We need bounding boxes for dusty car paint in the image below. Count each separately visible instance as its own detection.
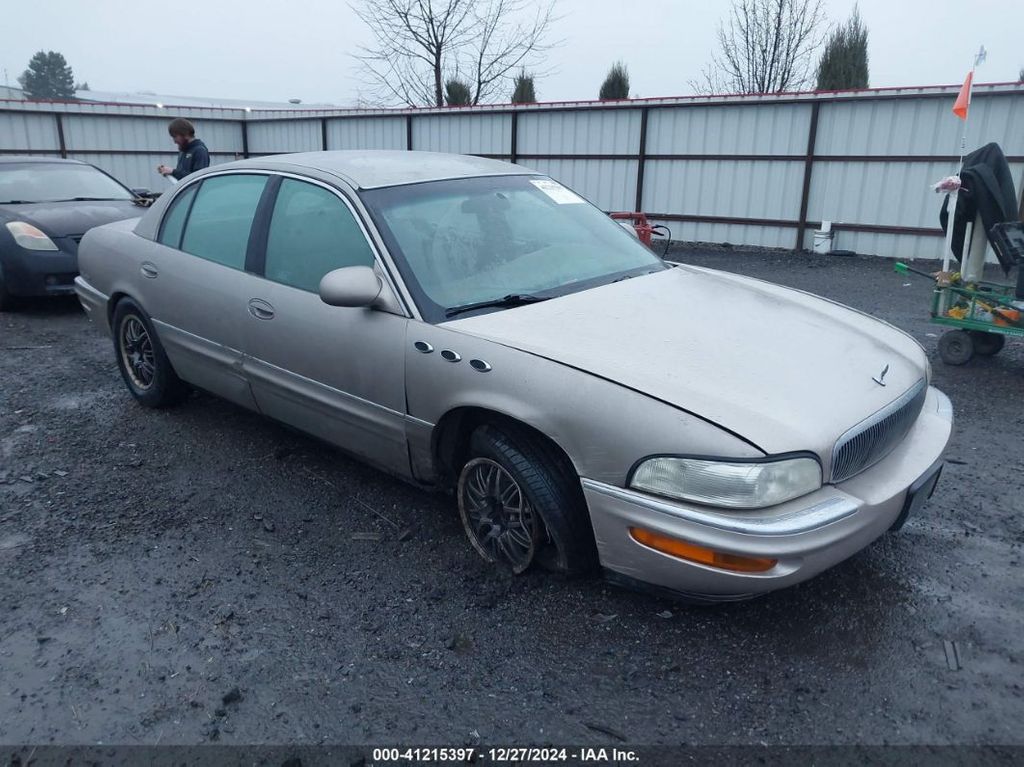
[75,150,953,600]
[447,265,930,469]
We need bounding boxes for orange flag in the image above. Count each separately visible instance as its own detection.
[953,71,973,120]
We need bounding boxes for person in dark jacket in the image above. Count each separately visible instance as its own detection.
[157,118,210,180]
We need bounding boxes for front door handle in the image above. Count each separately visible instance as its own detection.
[140,262,158,279]
[247,298,275,320]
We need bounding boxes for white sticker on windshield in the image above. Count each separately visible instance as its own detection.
[530,178,584,204]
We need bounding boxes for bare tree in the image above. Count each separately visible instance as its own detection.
[352,0,557,107]
[692,0,827,94]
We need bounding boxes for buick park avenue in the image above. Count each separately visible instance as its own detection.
[74,151,952,601]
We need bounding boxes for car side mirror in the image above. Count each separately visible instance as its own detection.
[131,188,157,207]
[319,265,383,308]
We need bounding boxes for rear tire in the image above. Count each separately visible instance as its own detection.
[112,298,189,408]
[938,330,974,366]
[969,330,1005,357]
[457,423,596,576]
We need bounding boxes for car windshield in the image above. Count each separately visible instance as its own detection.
[0,162,134,204]
[361,175,666,322]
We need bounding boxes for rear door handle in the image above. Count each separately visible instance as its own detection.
[140,262,158,279]
[247,298,275,320]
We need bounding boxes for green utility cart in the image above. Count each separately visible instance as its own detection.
[895,262,1023,365]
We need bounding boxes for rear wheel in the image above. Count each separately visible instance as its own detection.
[112,298,189,408]
[938,330,974,366]
[969,330,1005,357]
[457,424,596,576]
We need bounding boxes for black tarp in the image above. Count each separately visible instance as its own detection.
[939,142,1020,273]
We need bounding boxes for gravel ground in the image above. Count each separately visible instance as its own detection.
[1,247,1022,749]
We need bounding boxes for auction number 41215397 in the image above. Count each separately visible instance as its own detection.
[371,747,640,763]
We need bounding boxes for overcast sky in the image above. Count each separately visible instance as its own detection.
[3,0,1021,105]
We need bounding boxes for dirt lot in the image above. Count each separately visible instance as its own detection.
[1,248,1022,749]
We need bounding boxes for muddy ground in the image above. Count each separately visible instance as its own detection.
[1,248,1022,749]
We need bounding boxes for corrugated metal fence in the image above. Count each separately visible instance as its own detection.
[2,84,1023,260]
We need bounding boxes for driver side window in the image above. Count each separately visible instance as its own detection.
[264,179,375,292]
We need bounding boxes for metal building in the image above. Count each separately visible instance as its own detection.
[2,82,1022,260]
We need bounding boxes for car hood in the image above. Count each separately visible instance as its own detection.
[0,200,143,237]
[447,265,928,458]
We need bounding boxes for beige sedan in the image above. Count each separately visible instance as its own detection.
[74,151,953,601]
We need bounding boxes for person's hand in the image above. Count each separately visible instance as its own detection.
[157,164,173,176]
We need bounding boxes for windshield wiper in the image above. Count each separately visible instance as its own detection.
[445,293,550,318]
[612,268,662,284]
[45,197,130,202]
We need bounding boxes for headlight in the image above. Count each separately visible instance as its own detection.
[5,221,59,251]
[629,455,822,509]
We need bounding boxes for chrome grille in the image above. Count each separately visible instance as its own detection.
[831,379,927,483]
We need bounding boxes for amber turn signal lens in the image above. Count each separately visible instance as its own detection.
[629,527,777,573]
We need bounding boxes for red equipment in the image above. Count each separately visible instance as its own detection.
[609,212,657,246]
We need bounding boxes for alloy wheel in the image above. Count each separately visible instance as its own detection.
[458,457,538,573]
[119,316,156,390]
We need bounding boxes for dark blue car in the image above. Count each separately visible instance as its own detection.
[0,156,146,310]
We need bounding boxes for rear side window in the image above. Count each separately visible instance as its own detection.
[157,183,198,248]
[263,179,375,292]
[180,174,267,269]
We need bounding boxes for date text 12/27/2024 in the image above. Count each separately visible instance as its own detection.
[372,747,640,763]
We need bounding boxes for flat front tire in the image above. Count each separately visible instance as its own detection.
[457,424,596,576]
[112,298,188,408]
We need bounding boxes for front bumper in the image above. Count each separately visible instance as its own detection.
[1,240,79,297]
[583,386,953,601]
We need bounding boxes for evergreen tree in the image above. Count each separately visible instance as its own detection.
[511,71,536,103]
[18,51,75,99]
[816,7,869,90]
[445,79,472,106]
[599,62,629,100]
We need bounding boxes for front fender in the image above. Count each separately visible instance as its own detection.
[405,322,763,486]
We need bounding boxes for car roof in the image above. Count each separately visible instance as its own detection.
[0,155,87,165]
[224,150,531,190]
